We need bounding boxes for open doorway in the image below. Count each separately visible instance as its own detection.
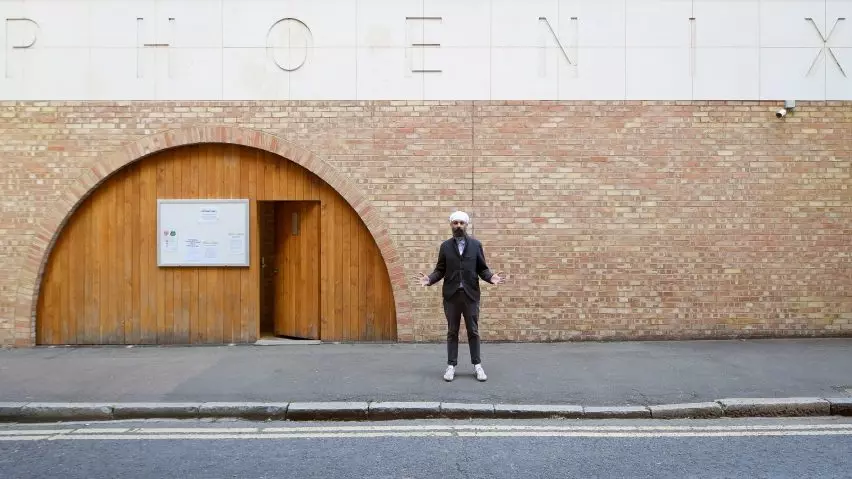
[258,201,321,340]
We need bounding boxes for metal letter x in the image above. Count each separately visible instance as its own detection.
[805,17,847,78]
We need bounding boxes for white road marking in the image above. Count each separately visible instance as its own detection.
[263,425,456,433]
[47,432,456,440]
[458,430,852,438]
[1,423,852,441]
[262,423,852,433]
[69,428,131,434]
[131,428,259,434]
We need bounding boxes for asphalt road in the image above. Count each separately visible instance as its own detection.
[2,339,851,405]
[1,418,851,478]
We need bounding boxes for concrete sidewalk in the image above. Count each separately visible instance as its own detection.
[2,339,851,406]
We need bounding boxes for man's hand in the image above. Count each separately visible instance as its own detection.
[415,272,431,287]
[490,271,506,285]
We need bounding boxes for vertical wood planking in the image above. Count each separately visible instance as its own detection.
[373,249,385,339]
[320,189,330,340]
[389,255,398,338]
[93,172,115,344]
[121,167,132,343]
[100,175,114,343]
[121,166,132,344]
[294,203,305,337]
[174,151,190,343]
[272,151,282,201]
[264,151,275,200]
[292,203,300,335]
[296,203,306,336]
[337,196,350,341]
[66,201,84,344]
[105,175,119,342]
[52,237,63,343]
[37,242,57,344]
[272,201,320,340]
[53,222,68,343]
[349,209,360,341]
[223,145,239,342]
[309,202,321,338]
[126,163,141,344]
[37,144,397,344]
[280,159,293,335]
[276,203,285,335]
[244,148,258,342]
[168,153,182,342]
[273,203,284,335]
[116,167,129,343]
[286,203,297,335]
[360,224,371,340]
[154,151,171,344]
[327,187,338,341]
[169,149,183,342]
[139,158,156,344]
[84,187,98,344]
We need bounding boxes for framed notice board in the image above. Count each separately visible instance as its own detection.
[156,199,250,267]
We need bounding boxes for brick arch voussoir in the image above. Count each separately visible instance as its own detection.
[14,125,414,346]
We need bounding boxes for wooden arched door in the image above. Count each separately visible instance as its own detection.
[37,144,396,345]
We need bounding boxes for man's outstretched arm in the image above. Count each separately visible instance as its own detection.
[477,242,506,285]
[427,244,447,285]
[476,243,494,283]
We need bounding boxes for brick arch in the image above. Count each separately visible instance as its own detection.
[14,126,413,346]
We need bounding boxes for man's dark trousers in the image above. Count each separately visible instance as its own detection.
[444,289,481,366]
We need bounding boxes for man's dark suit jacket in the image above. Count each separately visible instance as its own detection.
[427,236,494,302]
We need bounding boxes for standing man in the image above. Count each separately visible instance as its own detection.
[417,211,505,382]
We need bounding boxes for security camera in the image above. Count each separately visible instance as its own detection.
[776,100,796,119]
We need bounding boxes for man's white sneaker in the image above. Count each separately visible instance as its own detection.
[443,365,455,382]
[474,364,487,382]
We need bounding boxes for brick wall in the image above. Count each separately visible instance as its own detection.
[1,100,850,346]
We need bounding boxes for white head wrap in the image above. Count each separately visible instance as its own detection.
[449,211,470,224]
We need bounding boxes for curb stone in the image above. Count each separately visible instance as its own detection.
[493,404,583,419]
[718,398,831,417]
[0,402,27,420]
[18,402,113,422]
[826,398,852,416]
[583,406,651,419]
[198,402,289,420]
[649,402,723,419]
[113,403,199,420]
[440,403,495,419]
[287,402,369,421]
[369,402,441,420]
[0,398,849,423]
